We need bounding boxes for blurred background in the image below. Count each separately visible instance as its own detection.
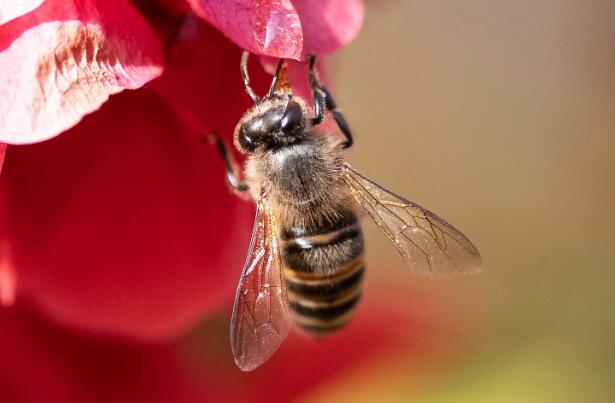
[312,0,615,401]
[2,1,614,402]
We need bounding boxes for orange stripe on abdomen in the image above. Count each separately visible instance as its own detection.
[280,209,365,334]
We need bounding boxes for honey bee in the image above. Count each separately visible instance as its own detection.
[209,52,482,371]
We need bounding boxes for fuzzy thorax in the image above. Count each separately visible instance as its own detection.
[244,132,353,229]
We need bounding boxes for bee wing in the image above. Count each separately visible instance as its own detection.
[342,163,482,278]
[230,198,292,371]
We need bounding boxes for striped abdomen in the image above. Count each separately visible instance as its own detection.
[280,210,365,335]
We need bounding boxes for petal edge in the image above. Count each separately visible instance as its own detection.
[188,0,303,59]
[0,0,164,145]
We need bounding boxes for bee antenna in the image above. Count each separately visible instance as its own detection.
[240,51,260,104]
[268,58,285,97]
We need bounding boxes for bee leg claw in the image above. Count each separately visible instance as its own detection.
[206,132,249,193]
[307,55,354,149]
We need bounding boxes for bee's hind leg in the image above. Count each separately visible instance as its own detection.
[307,54,353,149]
[205,133,249,193]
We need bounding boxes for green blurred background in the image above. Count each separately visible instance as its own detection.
[301,1,615,401]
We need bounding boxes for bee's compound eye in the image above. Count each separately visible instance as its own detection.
[238,125,258,152]
[281,102,304,134]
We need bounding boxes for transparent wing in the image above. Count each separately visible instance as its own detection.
[343,163,482,278]
[230,198,291,371]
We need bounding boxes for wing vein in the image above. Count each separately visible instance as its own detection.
[342,162,482,278]
[230,198,292,371]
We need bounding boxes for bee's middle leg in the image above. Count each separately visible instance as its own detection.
[307,54,353,149]
[205,133,249,193]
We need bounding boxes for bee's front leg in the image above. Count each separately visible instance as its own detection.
[206,133,249,193]
[307,54,353,149]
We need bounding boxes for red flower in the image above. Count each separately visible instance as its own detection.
[0,1,364,339]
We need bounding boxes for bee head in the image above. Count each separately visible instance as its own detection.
[234,95,307,153]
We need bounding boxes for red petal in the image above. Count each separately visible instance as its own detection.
[149,16,274,136]
[0,295,437,402]
[0,0,163,145]
[0,165,13,305]
[0,0,44,24]
[0,90,253,339]
[187,0,303,59]
[0,143,5,172]
[292,0,364,58]
[0,250,16,306]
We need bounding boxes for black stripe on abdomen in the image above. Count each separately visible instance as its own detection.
[281,209,364,335]
[281,220,364,273]
[285,265,364,298]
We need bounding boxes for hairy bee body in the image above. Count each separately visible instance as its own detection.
[245,131,365,334]
[218,52,481,371]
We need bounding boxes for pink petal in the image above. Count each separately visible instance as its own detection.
[187,0,303,59]
[0,0,163,145]
[0,0,44,24]
[292,0,364,58]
